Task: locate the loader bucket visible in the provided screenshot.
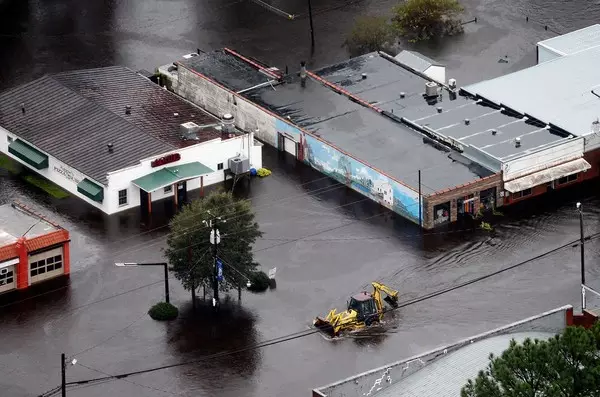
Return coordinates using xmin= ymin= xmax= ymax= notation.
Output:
xmin=384 ymin=295 xmax=399 ymax=308
xmin=313 ymin=317 xmax=336 ymax=337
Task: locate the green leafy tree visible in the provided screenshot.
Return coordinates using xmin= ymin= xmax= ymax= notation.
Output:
xmin=345 ymin=16 xmax=395 ymax=57
xmin=462 ymin=324 xmax=600 ymax=397
xmin=164 ymin=191 xmax=263 ymax=294
xmin=392 ymin=0 xmax=464 ymax=42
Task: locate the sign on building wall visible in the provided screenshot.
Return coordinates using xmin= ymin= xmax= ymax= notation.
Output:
xmin=53 ymin=165 xmax=81 ymax=184
xmin=151 ymin=153 xmax=181 ymax=168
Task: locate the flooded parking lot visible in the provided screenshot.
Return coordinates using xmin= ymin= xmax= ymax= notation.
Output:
xmin=1 ymin=0 xmax=600 ymax=396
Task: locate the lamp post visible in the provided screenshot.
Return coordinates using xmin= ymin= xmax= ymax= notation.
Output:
xmin=115 ymin=262 xmax=170 ymax=303
xmin=576 ymin=202 xmax=585 ymax=310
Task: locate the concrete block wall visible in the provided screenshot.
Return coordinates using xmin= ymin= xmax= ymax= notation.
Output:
xmin=313 ymin=305 xmax=572 ymax=397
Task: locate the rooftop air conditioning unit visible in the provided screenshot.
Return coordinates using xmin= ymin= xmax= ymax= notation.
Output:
xmin=228 ymin=155 xmax=250 ymax=175
xmin=425 ymin=82 xmax=438 ymax=98
xmin=448 ymin=78 xmax=457 ymax=90
xmin=180 ymin=122 xmax=200 ymax=140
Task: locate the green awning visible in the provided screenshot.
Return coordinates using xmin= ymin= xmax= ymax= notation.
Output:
xmin=77 ymin=178 xmax=104 ymax=203
xmin=132 ymin=161 xmax=214 ymax=192
xmin=8 ymin=139 xmax=49 ymax=170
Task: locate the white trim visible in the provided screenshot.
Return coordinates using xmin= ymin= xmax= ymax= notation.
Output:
xmin=0 ymin=258 xmax=19 ymax=269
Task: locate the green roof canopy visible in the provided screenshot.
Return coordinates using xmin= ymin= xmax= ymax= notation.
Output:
xmin=8 ymin=139 xmax=49 ymax=170
xmin=132 ymin=162 xmax=214 ymax=192
xmin=77 ymin=178 xmax=104 ymax=203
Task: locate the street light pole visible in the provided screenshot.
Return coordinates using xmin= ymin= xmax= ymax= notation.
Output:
xmin=114 ymin=262 xmax=170 ymax=303
xmin=307 ymin=0 xmax=315 ymax=50
xmin=61 ymin=353 xmax=66 ymax=397
xmin=577 ymin=202 xmax=585 ymax=310
xmin=208 ymin=216 xmax=222 ymax=311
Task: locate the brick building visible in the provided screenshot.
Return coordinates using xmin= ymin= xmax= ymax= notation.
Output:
xmin=0 ymin=202 xmax=70 ymax=294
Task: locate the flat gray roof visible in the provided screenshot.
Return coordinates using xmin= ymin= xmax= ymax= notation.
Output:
xmin=376 ymin=332 xmax=554 ymax=397
xmin=464 ymin=45 xmax=600 ymax=139
xmin=537 ymin=24 xmax=600 ymax=56
xmin=0 ymin=204 xmax=58 ymax=246
xmin=245 ymin=61 xmax=491 ymax=195
xmin=313 ymin=53 xmax=573 ymax=165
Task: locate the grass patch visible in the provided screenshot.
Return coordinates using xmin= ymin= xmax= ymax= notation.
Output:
xmin=0 ymin=153 xmax=21 ymax=174
xmin=22 ymin=174 xmax=70 ymax=199
xmin=148 ymin=302 xmax=179 ymax=321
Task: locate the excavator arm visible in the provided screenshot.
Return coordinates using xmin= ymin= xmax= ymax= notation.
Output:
xmin=371 ymin=282 xmax=399 ymax=318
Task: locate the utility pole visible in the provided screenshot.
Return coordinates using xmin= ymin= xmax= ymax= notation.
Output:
xmin=307 ymin=0 xmax=315 ymax=50
xmin=577 ymin=202 xmax=585 ymax=310
xmin=209 ymin=216 xmax=222 ymax=312
xmin=61 ymin=353 xmax=66 ymax=397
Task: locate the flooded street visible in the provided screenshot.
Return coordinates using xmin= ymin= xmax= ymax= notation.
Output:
xmin=1 ymin=0 xmax=600 ymax=396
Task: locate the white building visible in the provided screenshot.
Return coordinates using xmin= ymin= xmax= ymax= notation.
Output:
xmin=536 ymin=24 xmax=600 ymax=64
xmin=0 ymin=66 xmax=262 ymax=214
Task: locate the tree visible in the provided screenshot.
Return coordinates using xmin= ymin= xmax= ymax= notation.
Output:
xmin=345 ymin=16 xmax=395 ymax=57
xmin=392 ymin=0 xmax=464 ymax=42
xmin=462 ymin=324 xmax=600 ymax=397
xmin=164 ymin=191 xmax=263 ymax=295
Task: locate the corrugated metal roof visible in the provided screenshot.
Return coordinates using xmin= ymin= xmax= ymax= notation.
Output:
xmin=538 ymin=24 xmax=600 ymax=56
xmin=376 ymin=332 xmax=554 ymax=397
xmin=394 ymin=50 xmax=440 ymax=72
xmin=464 ymin=45 xmax=600 ymax=138
xmin=0 ymin=67 xmax=224 ymax=184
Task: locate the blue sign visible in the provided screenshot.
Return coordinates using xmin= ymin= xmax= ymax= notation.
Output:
xmin=216 ymin=259 xmax=223 ymax=281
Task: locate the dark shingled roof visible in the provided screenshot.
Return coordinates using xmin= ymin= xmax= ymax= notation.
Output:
xmin=0 ymin=66 xmax=223 ymax=184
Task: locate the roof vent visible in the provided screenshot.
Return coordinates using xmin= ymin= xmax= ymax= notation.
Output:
xmin=437 ymin=107 xmax=443 ymax=113
xmin=180 ymin=122 xmax=200 ymax=141
xmin=592 ymin=118 xmax=600 ymax=134
xmin=464 ymin=118 xmax=470 ymax=125
xmin=515 ymin=137 xmax=521 ymax=148
xmin=361 ymin=73 xmax=367 ymax=80
xmin=107 ymin=143 xmax=114 ymax=153
xmin=222 ymin=113 xmax=235 ymax=134
xmin=21 ymin=103 xmax=25 ymax=114
xmin=425 ymin=82 xmax=438 ymax=97
xmin=448 ymin=78 xmax=457 ymax=89
xmin=125 ymin=105 xmax=131 ymax=115
xmin=491 ymin=129 xmax=497 ymax=135
xmin=400 ymin=92 xmax=406 ymax=98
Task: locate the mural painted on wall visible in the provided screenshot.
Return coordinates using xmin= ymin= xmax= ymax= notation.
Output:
xmin=302 ymin=133 xmax=421 ymax=223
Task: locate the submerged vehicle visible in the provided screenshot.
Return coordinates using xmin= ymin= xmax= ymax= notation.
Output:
xmin=313 ymin=282 xmax=399 ymax=337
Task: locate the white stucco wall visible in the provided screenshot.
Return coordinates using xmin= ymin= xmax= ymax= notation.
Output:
xmin=106 ymin=134 xmax=261 ymax=214
xmin=0 ymin=126 xmax=107 ymax=212
xmin=1 ymin=126 xmax=261 ymax=214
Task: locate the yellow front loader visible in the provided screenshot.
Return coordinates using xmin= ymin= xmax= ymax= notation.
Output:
xmin=313 ymin=282 xmax=399 ymax=337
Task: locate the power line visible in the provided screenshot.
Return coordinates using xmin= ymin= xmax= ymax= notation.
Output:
xmin=44 ymin=232 xmax=599 ymax=394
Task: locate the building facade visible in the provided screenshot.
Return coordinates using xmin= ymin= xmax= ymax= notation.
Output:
xmin=0 ymin=202 xmax=70 ymax=294
xmin=0 ymin=66 xmax=262 ymax=215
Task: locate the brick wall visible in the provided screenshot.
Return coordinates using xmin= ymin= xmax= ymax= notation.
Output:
xmin=423 ymin=173 xmax=502 ymax=229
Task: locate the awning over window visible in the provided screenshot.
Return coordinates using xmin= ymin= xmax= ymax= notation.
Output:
xmin=8 ymin=139 xmax=49 ymax=170
xmin=132 ymin=162 xmax=214 ymax=193
xmin=504 ymin=158 xmax=591 ymax=193
xmin=77 ymin=178 xmax=104 ymax=203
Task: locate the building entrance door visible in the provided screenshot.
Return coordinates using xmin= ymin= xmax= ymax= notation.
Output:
xmin=139 ymin=189 xmax=149 ymax=215
xmin=177 ymin=181 xmax=187 ymax=208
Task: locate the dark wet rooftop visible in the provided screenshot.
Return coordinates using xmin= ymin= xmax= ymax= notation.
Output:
xmin=314 ymin=53 xmax=574 ymax=164
xmin=245 ymin=74 xmax=491 ymax=195
xmin=179 ymin=50 xmax=273 ymax=92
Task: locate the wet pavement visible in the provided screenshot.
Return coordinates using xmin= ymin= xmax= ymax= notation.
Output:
xmin=1 ymin=0 xmax=600 ymax=396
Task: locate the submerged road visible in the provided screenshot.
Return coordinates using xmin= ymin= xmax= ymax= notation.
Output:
xmin=1 ymin=0 xmax=600 ymax=396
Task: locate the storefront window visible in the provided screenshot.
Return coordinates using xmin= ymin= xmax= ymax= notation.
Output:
xmin=433 ymin=202 xmax=450 ymax=225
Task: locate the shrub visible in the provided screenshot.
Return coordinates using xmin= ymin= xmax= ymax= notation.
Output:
xmin=392 ymin=0 xmax=464 ymax=42
xmin=345 ymin=16 xmax=395 ymax=57
xmin=148 ymin=302 xmax=179 ymax=321
xmin=247 ymin=271 xmax=270 ymax=292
